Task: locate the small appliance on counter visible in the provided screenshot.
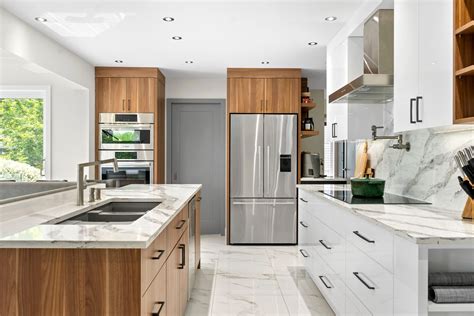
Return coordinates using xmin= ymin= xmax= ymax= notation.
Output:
xmin=454 ymin=146 xmax=474 ymax=219
xmin=302 ymin=152 xmax=321 ymax=178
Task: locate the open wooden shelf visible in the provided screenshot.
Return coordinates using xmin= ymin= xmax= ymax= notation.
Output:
xmin=428 ymin=301 xmax=474 ymax=313
xmin=456 ymin=65 xmax=474 ymax=76
xmin=456 ymin=20 xmax=474 ymax=34
xmin=454 ymin=116 xmax=474 ymax=124
xmin=301 ymin=102 xmax=316 ymax=110
xmin=300 ymin=130 xmax=320 ymax=138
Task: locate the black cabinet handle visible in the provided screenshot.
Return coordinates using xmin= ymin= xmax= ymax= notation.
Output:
xmin=299 ymin=249 xmax=309 ymax=258
xmin=333 ymin=123 xmax=337 ymax=138
xmin=319 ymin=240 xmax=332 ymax=250
xmin=353 ymin=272 xmax=375 ymax=290
xmin=318 ymin=275 xmax=333 ymax=289
xmin=175 ymin=219 xmax=186 ymax=230
xmin=353 ymin=231 xmax=375 ymax=243
xmin=151 ymin=301 xmax=165 ymax=316
xmin=299 ymin=221 xmax=309 ymax=228
xmin=416 ymin=96 xmax=423 ymax=122
xmin=151 ymin=249 xmax=165 ymax=260
xmin=299 ymin=198 xmax=308 ymax=203
xmin=178 ymin=244 xmax=185 ymax=269
xmin=410 ymin=98 xmax=416 ymax=124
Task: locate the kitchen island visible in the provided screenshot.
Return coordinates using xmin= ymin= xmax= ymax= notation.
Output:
xmin=297 ymin=184 xmax=474 ymax=316
xmin=0 ymin=184 xmax=202 ymax=316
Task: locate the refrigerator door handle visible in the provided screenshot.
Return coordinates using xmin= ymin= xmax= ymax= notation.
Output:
xmin=265 ymin=145 xmax=270 ymax=194
xmin=258 ymin=145 xmax=262 ymax=189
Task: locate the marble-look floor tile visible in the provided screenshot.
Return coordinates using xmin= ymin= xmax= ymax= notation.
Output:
xmin=185 ymin=288 xmax=212 ymax=316
xmin=212 ymin=295 xmax=290 ymax=316
xmin=213 ymin=274 xmax=281 ymax=296
xmin=276 ymin=274 xmax=321 ymax=296
xmin=217 ymin=259 xmax=275 ymax=276
xmin=283 ymin=294 xmax=335 ymax=316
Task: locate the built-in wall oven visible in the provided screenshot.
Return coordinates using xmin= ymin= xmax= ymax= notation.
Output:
xmin=99 ymin=113 xmax=154 ymax=185
xmin=99 ymin=113 xmax=154 ymax=150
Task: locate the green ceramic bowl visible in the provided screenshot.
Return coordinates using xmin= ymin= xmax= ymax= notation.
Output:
xmin=351 ymin=178 xmax=386 ymax=197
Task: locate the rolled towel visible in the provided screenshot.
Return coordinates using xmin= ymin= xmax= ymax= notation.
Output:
xmin=429 ymin=272 xmax=474 ymax=287
xmin=429 ymin=286 xmax=474 ymax=303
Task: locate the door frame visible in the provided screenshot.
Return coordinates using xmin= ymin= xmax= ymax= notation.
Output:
xmin=166 ymin=98 xmax=226 ymax=184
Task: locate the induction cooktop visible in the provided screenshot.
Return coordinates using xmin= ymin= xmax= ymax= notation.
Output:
xmin=319 ymin=190 xmax=431 ymax=205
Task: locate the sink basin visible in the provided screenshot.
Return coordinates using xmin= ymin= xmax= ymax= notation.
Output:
xmin=56 ymin=201 xmax=160 ymax=225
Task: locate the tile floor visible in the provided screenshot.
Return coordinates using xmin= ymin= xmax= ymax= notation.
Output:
xmin=185 ymin=235 xmax=335 ymax=316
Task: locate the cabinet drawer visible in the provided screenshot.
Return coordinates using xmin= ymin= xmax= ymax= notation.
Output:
xmin=141 ymin=264 xmax=167 ymax=316
xmin=345 ymin=213 xmax=393 ymax=272
xmin=167 ymin=205 xmax=189 ymax=250
xmin=298 ymin=203 xmax=317 ymax=247
xmin=345 ymin=286 xmax=372 ymax=316
xmin=311 ymin=217 xmax=345 ymax=279
xmin=299 ymin=190 xmax=346 ymax=237
xmin=141 ymin=230 xmax=168 ymax=295
xmin=346 ymin=243 xmax=393 ymax=315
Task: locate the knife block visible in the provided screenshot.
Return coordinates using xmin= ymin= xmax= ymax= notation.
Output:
xmin=462 ymin=198 xmax=474 ymax=220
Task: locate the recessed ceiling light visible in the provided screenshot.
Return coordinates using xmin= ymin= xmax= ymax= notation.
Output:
xmin=261 ymin=61 xmax=270 ymax=65
xmin=163 ymin=17 xmax=175 ymax=22
xmin=185 ymin=61 xmax=194 ymax=64
xmin=308 ymin=42 xmax=318 ymax=46
xmin=172 ymin=36 xmax=182 ymax=40
xmin=34 ymin=17 xmax=47 ymax=22
xmin=114 ymin=60 xmax=123 ymax=64
xmin=325 ymin=16 xmax=337 ymax=21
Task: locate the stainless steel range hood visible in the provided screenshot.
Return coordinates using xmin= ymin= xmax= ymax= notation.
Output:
xmin=329 ymin=9 xmax=394 ymax=104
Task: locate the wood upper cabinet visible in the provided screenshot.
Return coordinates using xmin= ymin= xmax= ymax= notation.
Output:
xmin=128 ymin=78 xmax=157 ymax=113
xmin=265 ymin=78 xmax=300 ymax=113
xmin=228 ymin=78 xmax=265 ymax=113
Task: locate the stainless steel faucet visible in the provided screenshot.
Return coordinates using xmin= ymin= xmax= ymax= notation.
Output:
xmin=371 ymin=125 xmax=411 ymax=151
xmin=77 ymin=158 xmax=118 ymax=205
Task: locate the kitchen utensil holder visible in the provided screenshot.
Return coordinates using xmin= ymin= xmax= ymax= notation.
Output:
xmin=461 ymin=178 xmax=474 ymax=220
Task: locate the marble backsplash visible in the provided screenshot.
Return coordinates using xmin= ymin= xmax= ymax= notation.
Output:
xmin=362 ymin=126 xmax=474 ymax=212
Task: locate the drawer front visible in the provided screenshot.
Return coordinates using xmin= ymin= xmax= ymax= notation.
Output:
xmin=299 ymin=190 xmax=346 ymax=237
xmin=312 ymin=217 xmax=345 ymax=279
xmin=141 ymin=230 xmax=168 ymax=295
xmin=345 ymin=243 xmax=393 ymax=315
xmin=141 ymin=264 xmax=167 ymax=316
xmin=298 ymin=202 xmax=316 ymax=247
xmin=345 ymin=213 xmax=393 ymax=273
xmin=167 ymin=205 xmax=189 ymax=251
xmin=345 ymin=286 xmax=372 ymax=316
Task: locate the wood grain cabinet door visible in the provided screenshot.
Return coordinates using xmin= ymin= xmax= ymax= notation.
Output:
xmin=179 ymin=230 xmax=189 ymax=315
xmin=228 ymin=78 xmax=265 ymax=113
xmin=265 ymin=78 xmax=300 ymax=113
xmin=128 ymin=78 xmax=157 ymax=113
xmin=166 ymin=230 xmax=189 ymax=316
xmin=141 ymin=265 xmax=167 ymax=316
xmin=96 ymin=77 xmax=127 ymax=112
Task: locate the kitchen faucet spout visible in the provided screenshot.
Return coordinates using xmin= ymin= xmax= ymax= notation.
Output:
xmin=77 ymin=158 xmax=118 ymax=206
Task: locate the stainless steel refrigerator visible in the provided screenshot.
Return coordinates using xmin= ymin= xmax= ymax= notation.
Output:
xmin=230 ymin=114 xmax=297 ymax=244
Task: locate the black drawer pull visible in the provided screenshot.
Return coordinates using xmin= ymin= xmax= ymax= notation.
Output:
xmin=353 ymin=272 xmax=375 ymax=290
xmin=299 ymin=249 xmax=309 ymax=258
xmin=299 ymin=221 xmax=309 ymax=228
xmin=353 ymin=231 xmax=375 ymax=243
xmin=151 ymin=249 xmax=165 ymax=260
xmin=178 ymin=244 xmax=186 ymax=269
xmin=299 ymin=198 xmax=308 ymax=203
xmin=318 ymin=275 xmax=333 ymax=289
xmin=175 ymin=219 xmax=186 ymax=230
xmin=319 ymin=240 xmax=332 ymax=250
xmin=151 ymin=301 xmax=165 ymax=315
xmin=410 ymin=98 xmax=416 ymax=124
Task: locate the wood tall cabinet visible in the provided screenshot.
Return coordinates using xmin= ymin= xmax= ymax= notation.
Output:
xmin=95 ymin=67 xmax=165 ymax=183
xmin=225 ymin=68 xmax=301 ymax=244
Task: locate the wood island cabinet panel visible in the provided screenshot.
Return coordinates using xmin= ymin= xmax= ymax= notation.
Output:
xmin=141 ymin=226 xmax=168 ymax=295
xmin=166 ymin=229 xmax=189 ymax=316
xmin=141 ymin=265 xmax=167 ymax=316
xmin=265 ymin=78 xmax=300 ymax=113
xmin=195 ymin=192 xmax=201 ymax=269
xmin=167 ymin=205 xmax=189 ymax=251
xmin=0 ymin=249 xmax=18 ymax=316
xmin=228 ymin=78 xmax=265 ymax=113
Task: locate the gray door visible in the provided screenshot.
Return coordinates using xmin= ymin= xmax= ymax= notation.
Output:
xmin=230 ymin=114 xmax=264 ymax=198
xmin=264 ymin=115 xmax=297 ymax=198
xmin=170 ymin=101 xmax=225 ymax=235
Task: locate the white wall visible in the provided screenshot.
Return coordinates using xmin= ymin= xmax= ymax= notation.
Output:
xmin=165 ymin=77 xmax=227 ymax=99
xmin=0 ymin=8 xmax=95 ymax=179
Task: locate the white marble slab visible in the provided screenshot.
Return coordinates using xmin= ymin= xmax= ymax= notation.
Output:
xmin=0 ymin=184 xmax=201 ymax=249
xmin=297 ymin=184 xmax=474 ymax=245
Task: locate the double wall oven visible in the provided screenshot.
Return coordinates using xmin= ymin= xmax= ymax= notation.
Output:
xmin=99 ymin=113 xmax=154 ymax=185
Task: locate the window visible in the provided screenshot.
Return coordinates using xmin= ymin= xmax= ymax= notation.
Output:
xmin=0 ymin=86 xmax=51 ymax=181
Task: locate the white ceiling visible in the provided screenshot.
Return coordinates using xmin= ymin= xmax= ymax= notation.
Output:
xmin=1 ymin=0 xmax=368 ymax=78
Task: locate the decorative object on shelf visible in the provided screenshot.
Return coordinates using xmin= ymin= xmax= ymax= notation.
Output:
xmin=302 ymin=117 xmax=314 ymax=131
xmin=301 ymin=92 xmax=313 ymax=104
xmin=455 ymin=146 xmax=474 ymax=219
xmin=428 ymin=272 xmax=474 ymax=304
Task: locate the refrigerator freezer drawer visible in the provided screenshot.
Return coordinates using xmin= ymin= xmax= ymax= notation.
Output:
xmin=230 ymin=199 xmax=297 ymax=244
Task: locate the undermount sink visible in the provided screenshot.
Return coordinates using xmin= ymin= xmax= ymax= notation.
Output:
xmin=56 ymin=201 xmax=160 ymax=225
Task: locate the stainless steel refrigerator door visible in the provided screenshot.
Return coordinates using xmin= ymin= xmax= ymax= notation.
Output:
xmin=230 ymin=199 xmax=296 ymax=244
xmin=263 ymin=115 xmax=297 ymax=198
xmin=230 ymin=115 xmax=264 ymax=198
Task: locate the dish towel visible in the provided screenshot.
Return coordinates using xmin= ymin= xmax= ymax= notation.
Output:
xmin=429 ymin=286 xmax=474 ymax=303
xmin=429 ymin=272 xmax=474 ymax=287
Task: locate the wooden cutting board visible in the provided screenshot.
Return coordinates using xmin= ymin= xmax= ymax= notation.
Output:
xmin=354 ymin=141 xmax=368 ymax=178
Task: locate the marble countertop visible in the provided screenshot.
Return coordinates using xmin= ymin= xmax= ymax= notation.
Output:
xmin=0 ymin=184 xmax=201 ymax=249
xmin=297 ymin=184 xmax=474 ymax=245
